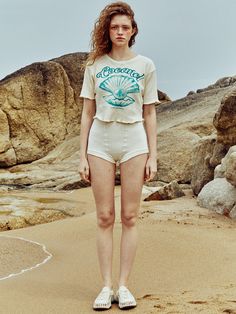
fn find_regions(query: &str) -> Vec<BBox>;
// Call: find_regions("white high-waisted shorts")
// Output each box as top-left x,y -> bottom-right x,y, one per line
87,118 -> 149,164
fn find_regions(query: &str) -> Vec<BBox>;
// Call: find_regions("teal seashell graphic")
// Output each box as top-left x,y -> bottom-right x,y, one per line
99,75 -> 139,107
103,94 -> 134,107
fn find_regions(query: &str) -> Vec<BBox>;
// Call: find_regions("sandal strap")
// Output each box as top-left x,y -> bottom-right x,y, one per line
116,286 -> 137,307
93,287 -> 114,308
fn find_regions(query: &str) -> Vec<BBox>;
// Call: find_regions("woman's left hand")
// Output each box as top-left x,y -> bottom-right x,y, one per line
144,156 -> 157,182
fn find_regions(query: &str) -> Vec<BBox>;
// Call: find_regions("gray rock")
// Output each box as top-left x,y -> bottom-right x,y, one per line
215,145 -> 236,180
197,178 -> 236,215
214,164 -> 225,179
229,204 -> 236,219
225,151 -> 236,187
209,141 -> 228,168
144,180 -> 185,201
213,89 -> 236,146
191,135 -> 216,195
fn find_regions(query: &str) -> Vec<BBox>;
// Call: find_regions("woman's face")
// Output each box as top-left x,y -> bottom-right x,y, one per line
109,14 -> 135,48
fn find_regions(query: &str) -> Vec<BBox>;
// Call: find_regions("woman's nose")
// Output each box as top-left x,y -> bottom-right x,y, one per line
117,27 -> 123,34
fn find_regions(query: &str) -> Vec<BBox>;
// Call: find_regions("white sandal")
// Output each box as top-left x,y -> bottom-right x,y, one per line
115,285 -> 137,309
93,286 -> 115,310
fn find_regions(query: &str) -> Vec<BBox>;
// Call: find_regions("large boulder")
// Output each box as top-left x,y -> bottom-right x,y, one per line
203,87 -> 236,197
156,128 -> 199,182
50,52 -> 88,122
213,89 -> 236,146
214,145 -> 236,182
225,151 -> 236,188
198,178 -> 236,217
209,141 -> 228,168
197,145 -> 236,218
191,135 -> 216,195
225,153 -> 236,187
0,108 -> 16,166
0,62 -> 76,166
0,52 -> 88,167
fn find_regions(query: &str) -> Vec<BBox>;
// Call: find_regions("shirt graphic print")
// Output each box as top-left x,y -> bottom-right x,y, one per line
96,65 -> 144,108
80,54 -> 160,123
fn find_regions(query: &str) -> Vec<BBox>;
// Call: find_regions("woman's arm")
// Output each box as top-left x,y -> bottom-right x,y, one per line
80,98 -> 96,157
143,104 -> 157,181
79,98 -> 96,182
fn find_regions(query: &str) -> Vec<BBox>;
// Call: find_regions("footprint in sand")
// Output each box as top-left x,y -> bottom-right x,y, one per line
188,300 -> 208,304
153,304 -> 165,310
222,309 -> 236,314
138,294 -> 160,301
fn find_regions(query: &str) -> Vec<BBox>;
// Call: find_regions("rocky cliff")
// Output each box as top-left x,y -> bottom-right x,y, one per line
156,76 -> 236,185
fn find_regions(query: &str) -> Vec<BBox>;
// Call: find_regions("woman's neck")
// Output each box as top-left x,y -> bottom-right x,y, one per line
108,47 -> 136,61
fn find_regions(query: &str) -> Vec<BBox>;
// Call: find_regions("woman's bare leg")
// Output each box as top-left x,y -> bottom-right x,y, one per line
87,154 -> 116,288
118,153 -> 148,287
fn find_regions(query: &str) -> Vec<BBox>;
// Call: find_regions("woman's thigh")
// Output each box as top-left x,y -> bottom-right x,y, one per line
120,153 -> 148,213
87,154 -> 116,215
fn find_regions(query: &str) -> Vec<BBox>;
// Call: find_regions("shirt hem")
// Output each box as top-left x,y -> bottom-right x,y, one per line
143,100 -> 161,105
93,116 -> 144,124
79,94 -> 95,100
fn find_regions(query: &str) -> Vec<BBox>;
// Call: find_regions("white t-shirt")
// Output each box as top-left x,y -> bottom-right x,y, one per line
79,53 -> 160,123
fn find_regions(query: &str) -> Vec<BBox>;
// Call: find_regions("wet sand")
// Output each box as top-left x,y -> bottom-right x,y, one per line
0,187 -> 236,313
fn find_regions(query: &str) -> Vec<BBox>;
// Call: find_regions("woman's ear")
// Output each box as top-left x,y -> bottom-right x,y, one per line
131,27 -> 136,36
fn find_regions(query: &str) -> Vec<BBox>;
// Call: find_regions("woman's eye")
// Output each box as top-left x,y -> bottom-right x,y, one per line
110,26 -> 131,31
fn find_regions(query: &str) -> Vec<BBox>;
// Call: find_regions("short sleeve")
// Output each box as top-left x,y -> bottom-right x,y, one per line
79,65 -> 95,100
143,69 -> 161,105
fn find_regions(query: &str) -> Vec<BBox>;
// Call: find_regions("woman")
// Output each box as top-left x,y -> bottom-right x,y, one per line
79,1 -> 160,310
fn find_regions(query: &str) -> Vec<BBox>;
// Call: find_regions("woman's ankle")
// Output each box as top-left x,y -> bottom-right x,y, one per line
103,283 -> 113,289
118,281 -> 128,288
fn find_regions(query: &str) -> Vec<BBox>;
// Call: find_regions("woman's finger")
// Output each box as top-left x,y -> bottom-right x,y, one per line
79,167 -> 90,182
84,166 -> 89,176
145,165 -> 150,181
84,165 -> 91,182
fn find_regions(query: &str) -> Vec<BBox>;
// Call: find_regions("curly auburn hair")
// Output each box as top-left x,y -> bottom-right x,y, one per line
85,1 -> 138,66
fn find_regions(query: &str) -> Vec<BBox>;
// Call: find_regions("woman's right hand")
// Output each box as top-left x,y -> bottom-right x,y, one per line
79,156 -> 90,183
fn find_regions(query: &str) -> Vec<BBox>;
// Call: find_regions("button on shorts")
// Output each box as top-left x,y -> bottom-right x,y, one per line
87,118 -> 149,164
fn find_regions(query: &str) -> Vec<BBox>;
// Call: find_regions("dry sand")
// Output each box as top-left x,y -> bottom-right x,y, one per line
0,187 -> 236,314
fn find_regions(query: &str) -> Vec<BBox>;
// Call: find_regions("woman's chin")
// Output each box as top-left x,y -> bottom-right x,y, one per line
113,41 -> 128,48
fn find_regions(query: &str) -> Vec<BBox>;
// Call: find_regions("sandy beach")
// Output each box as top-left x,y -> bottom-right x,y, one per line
1,187 -> 236,314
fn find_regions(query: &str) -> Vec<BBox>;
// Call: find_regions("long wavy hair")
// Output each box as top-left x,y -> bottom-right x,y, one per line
84,1 -> 138,66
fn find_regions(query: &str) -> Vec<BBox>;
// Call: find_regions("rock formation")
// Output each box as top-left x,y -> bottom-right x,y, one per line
197,89 -> 236,217
191,135 -> 216,195
143,180 -> 185,201
213,89 -> 236,146
155,77 -> 236,184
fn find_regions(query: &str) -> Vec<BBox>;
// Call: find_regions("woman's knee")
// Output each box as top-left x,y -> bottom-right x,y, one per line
97,210 -> 115,228
121,211 -> 138,228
